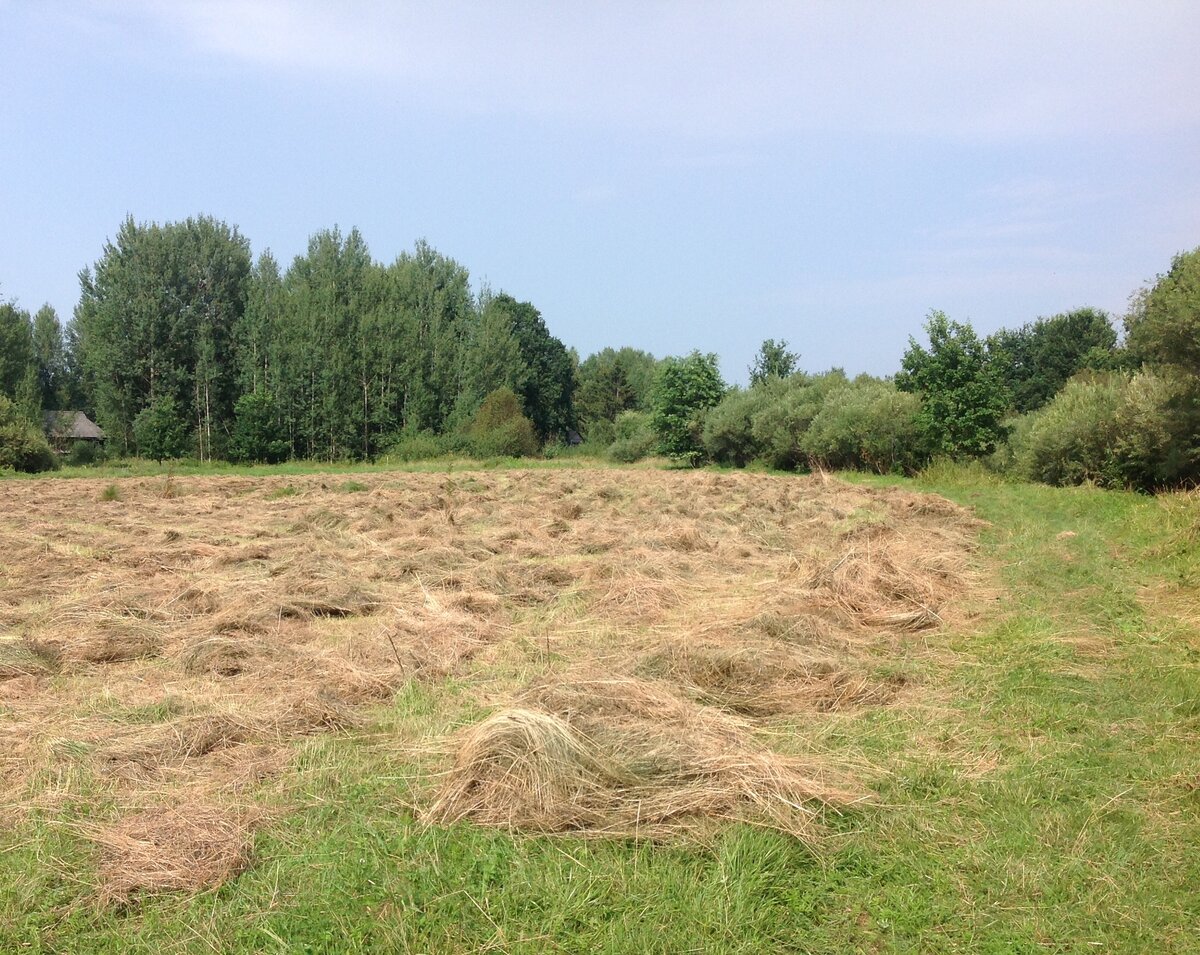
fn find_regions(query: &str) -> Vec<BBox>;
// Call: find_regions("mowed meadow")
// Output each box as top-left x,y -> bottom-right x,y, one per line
1,461 -> 1199,953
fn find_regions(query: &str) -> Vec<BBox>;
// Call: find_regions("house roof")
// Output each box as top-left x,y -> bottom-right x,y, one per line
43,411 -> 106,441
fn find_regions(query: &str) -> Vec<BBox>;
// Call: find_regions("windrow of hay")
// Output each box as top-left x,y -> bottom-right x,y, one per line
0,467 -> 983,896
635,638 -> 900,716
428,675 -> 866,840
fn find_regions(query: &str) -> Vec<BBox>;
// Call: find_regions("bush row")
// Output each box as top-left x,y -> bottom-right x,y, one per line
998,369 -> 1198,491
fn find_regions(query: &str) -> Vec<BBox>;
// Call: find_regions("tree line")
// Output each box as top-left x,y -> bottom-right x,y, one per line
646,250 -> 1198,491
1,214 -> 1196,490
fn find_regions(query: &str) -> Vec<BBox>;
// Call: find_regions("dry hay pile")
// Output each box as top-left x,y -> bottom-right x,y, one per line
0,467 -> 982,894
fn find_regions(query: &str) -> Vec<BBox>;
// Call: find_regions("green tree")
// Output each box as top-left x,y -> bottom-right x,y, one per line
477,294 -> 574,440
371,241 -> 475,437
228,391 -> 290,464
651,351 -> 726,465
277,227 -> 376,460
32,305 -> 68,410
1125,246 -> 1200,374
987,307 -> 1118,413
896,311 -> 1010,457
133,395 -> 191,462
575,347 -> 659,439
0,300 -> 37,415
457,290 -> 525,418
467,386 -> 539,457
236,251 -> 284,398
749,338 -> 799,387
74,215 -> 251,455
0,394 -> 56,472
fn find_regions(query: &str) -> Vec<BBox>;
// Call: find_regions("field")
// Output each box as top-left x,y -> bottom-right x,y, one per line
2,463 -> 1199,952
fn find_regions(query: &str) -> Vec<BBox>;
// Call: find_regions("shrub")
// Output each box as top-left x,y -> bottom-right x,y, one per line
801,378 -> 928,474
0,395 -> 57,473
1111,369 -> 1197,490
607,410 -> 657,463
133,396 -> 191,462
467,387 -> 540,458
749,371 -> 847,471
228,391 -> 289,464
701,387 -> 770,467
384,429 -> 455,462
1003,372 -> 1125,486
1001,368 -> 1199,490
66,439 -> 105,466
581,418 -> 615,449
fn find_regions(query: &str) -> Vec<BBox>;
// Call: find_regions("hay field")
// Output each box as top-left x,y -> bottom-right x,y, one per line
0,467 -> 981,901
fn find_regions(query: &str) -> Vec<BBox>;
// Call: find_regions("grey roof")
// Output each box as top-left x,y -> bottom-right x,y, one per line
43,411 -> 106,441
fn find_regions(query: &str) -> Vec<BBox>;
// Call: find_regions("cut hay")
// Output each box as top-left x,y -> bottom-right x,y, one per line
636,640 -> 896,716
0,465 -> 984,890
90,804 -> 259,902
0,636 -> 56,679
57,629 -> 163,665
99,715 -> 251,774
178,636 -> 253,676
428,676 -> 866,840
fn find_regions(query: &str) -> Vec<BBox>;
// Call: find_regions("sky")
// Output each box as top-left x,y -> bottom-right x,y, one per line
2,1 -> 1198,382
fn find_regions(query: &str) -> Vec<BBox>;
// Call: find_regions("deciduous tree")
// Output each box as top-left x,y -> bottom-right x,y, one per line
749,338 -> 799,387
652,351 -> 726,465
896,311 -> 1009,457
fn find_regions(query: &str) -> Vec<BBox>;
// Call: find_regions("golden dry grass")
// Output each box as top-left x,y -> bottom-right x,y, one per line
0,467 -> 982,895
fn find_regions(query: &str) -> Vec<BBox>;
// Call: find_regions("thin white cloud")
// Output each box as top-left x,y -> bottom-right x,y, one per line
73,0 -> 1200,140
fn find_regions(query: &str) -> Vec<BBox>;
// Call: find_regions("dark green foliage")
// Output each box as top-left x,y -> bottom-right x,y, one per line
1124,246 -> 1200,374
748,338 -> 799,387
74,215 -> 252,456
651,351 -> 726,465
236,251 -> 284,398
65,439 -> 104,466
32,305 -> 68,411
228,391 -> 289,464
469,294 -> 574,440
70,221 -> 581,465
370,241 -> 476,439
133,395 -> 191,462
467,387 -> 539,457
607,409 -> 657,463
575,347 -> 660,438
0,395 -> 56,472
896,311 -> 1010,457
801,377 -> 928,474
276,227 -> 376,460
0,300 -> 38,416
988,308 -> 1118,413
1110,370 -> 1198,490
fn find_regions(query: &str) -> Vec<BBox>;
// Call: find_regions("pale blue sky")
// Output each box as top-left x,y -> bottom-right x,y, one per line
2,1 -> 1198,381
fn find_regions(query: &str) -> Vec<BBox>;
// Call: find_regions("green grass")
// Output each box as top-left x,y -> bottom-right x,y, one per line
3,465 -> 1199,952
